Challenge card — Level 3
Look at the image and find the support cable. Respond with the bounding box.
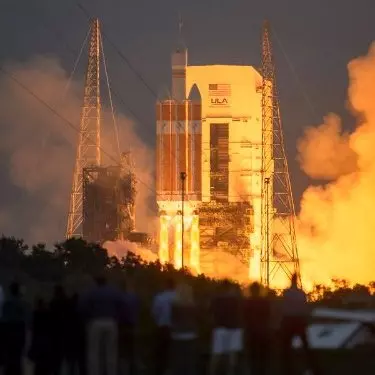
[27,6,158,194]
[35,17,155,193]
[72,2,181,169]
[30,4,151,133]
[271,26,320,124]
[82,7,183,184]
[75,1,158,99]
[0,65,155,196]
[100,30,121,160]
[62,28,90,100]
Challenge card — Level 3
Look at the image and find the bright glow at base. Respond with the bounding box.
[159,215,169,264]
[250,249,261,282]
[174,215,182,269]
[190,215,200,273]
[158,213,200,273]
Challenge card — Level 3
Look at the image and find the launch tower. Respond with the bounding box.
[66,19,136,243]
[260,21,301,287]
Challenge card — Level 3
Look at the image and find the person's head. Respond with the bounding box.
[249,282,261,297]
[221,279,234,294]
[9,282,20,297]
[174,282,194,306]
[291,273,298,288]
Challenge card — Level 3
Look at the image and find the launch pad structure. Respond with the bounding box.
[65,16,300,287]
[82,152,136,243]
[66,19,143,247]
[156,21,301,287]
[260,21,301,287]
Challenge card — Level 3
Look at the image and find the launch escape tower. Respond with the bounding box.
[260,21,301,287]
[66,19,136,243]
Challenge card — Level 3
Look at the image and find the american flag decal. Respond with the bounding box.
[208,83,231,96]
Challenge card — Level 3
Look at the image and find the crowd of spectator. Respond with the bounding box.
[0,273,317,375]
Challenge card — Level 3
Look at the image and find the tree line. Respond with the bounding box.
[0,235,374,309]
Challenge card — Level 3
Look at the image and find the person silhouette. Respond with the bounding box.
[2,282,29,375]
[280,274,317,375]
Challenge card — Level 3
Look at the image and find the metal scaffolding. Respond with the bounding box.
[66,19,136,244]
[82,152,136,243]
[199,201,252,263]
[260,20,301,287]
[66,19,101,239]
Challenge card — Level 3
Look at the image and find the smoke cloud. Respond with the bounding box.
[297,113,357,180]
[103,240,158,263]
[297,43,375,286]
[0,56,155,245]
[200,249,249,284]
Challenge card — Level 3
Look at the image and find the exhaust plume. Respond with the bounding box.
[0,56,155,244]
[297,43,375,286]
[103,240,158,263]
[297,113,357,180]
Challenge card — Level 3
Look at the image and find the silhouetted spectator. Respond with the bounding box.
[0,284,5,319]
[170,282,198,375]
[29,297,52,375]
[50,284,70,375]
[210,280,243,375]
[2,282,29,375]
[244,282,270,375]
[118,278,140,375]
[151,278,176,375]
[66,293,86,375]
[0,284,5,367]
[280,273,315,375]
[80,275,122,375]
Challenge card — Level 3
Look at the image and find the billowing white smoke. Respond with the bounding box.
[104,239,250,283]
[297,43,375,286]
[103,240,158,263]
[200,249,249,283]
[297,113,357,180]
[0,56,155,244]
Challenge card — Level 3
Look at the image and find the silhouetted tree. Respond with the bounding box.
[54,238,109,275]
[24,243,64,282]
[0,236,27,268]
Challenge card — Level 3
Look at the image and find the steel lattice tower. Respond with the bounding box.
[260,20,301,287]
[66,19,101,239]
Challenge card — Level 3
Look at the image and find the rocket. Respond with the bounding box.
[156,48,202,204]
[186,84,202,202]
[156,47,202,270]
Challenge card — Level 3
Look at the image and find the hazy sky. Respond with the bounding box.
[1,0,375,243]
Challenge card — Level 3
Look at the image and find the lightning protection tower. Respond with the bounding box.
[260,20,301,288]
[66,18,101,239]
